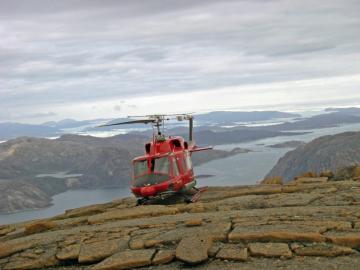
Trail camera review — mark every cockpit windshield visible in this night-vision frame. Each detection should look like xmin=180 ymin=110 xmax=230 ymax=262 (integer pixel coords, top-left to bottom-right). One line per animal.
xmin=133 ymin=156 xmax=170 ymax=187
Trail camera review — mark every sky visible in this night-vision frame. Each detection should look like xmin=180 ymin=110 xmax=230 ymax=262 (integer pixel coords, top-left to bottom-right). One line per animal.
xmin=1 ymin=0 xmax=360 ymax=123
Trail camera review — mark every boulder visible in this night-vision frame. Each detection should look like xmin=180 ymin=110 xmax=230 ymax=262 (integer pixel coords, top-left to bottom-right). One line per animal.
xmin=4 ymin=248 xmax=59 ymax=270
xmin=185 ymin=218 xmax=203 ymax=226
xmin=91 ymin=249 xmax=155 ymax=270
xmin=261 ymin=176 xmax=283 ymax=185
xmin=229 ymin=224 xmax=326 ymax=243
xmin=78 ymin=238 xmax=128 ymax=263
xmin=176 ymin=234 xmax=213 ymax=264
xmin=320 ymin=171 xmax=334 ymax=179
xmin=88 ymin=205 xmax=179 ymax=224
xmin=147 ymin=221 xmax=230 ymax=245
xmin=248 ymin=243 xmax=292 ymax=258
xmin=326 ymin=233 xmax=360 ymax=248
xmin=0 ymin=226 xmax=15 ymax=236
xmin=290 ymin=177 xmax=328 ymax=185
xmin=0 ymin=241 xmax=33 ymax=259
xmin=56 ymin=244 xmax=80 ymax=261
xmin=24 ymin=221 xmax=56 ymax=235
xmin=297 ymin=172 xmax=318 ymax=178
xmin=216 ymin=246 xmax=248 ymax=261
xmin=152 ymin=250 xmax=175 ymax=265
xmin=293 ymin=243 xmax=355 ymax=257
xmin=65 ymin=204 xmax=106 ymax=218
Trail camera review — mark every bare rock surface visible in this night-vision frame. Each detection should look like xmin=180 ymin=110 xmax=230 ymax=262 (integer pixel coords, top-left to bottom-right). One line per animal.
xmin=293 ymin=243 xmax=355 ymax=257
xmin=2 ymin=179 xmax=360 ymax=269
xmin=216 ymin=245 xmax=248 ymax=261
xmin=175 ymin=233 xmax=212 ymax=264
xmin=248 ymin=243 xmax=292 ymax=258
xmin=91 ymin=249 xmax=155 ymax=270
xmin=152 ymin=250 xmax=175 ymax=265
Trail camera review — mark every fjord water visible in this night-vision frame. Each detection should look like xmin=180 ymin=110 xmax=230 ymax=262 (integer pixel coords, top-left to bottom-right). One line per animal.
xmin=196 ymin=122 xmax=360 ymax=186
xmin=0 ymin=188 xmax=132 ymax=225
xmin=2 ymin=122 xmax=360 ymax=225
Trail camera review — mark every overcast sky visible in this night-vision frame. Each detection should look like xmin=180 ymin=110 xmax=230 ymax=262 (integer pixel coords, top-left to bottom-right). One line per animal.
xmin=1 ymin=0 xmax=360 ymax=123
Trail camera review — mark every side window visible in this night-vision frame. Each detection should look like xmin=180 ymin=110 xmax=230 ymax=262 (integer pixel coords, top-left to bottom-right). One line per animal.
xmin=173 ymin=158 xmax=180 ymax=176
xmin=153 ymin=157 xmax=169 ymax=174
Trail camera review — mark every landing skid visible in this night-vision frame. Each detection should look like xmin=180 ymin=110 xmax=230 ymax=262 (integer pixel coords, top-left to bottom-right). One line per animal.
xmin=185 ymin=186 xmax=207 ymax=203
xmin=136 ymin=186 xmax=207 ymax=206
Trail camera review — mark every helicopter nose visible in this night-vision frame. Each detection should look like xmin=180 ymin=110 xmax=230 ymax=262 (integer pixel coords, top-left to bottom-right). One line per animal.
xmin=141 ymin=186 xmax=156 ymax=197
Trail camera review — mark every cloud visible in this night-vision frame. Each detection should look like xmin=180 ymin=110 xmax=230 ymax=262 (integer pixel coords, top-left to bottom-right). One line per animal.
xmin=113 ymin=105 xmax=122 ymax=112
xmin=0 ymin=0 xmax=360 ymax=122
xmin=29 ymin=112 xmax=57 ymax=118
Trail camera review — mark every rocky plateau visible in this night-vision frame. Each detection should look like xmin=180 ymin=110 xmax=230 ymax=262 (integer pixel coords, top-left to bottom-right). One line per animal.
xmin=1 ymin=177 xmax=360 ymax=269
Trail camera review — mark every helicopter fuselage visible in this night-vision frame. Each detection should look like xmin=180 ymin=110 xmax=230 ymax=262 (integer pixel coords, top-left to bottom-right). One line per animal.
xmin=131 ymin=136 xmax=196 ymax=198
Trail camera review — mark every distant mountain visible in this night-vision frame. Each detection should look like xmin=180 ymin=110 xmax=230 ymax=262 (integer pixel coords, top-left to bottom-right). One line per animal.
xmin=266 ymin=131 xmax=360 ymax=182
xmin=0 ymin=136 xmax=133 ymax=187
xmin=325 ymin=107 xmax=360 ymax=116
xmin=194 ymin=111 xmax=300 ymax=124
xmin=0 ymin=122 xmax=60 ymax=140
xmin=264 ymin=112 xmax=360 ymax=131
xmin=43 ymin=118 xmax=108 ymax=129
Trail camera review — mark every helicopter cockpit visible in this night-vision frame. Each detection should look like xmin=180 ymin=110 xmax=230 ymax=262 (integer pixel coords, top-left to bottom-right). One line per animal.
xmin=133 ymin=155 xmax=175 ymax=187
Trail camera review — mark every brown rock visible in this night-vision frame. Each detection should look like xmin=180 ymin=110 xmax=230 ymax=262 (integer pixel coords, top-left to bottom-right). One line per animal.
xmin=147 ymin=221 xmax=230 ymax=245
xmin=152 ymin=250 xmax=175 ymax=265
xmin=144 ymin=239 xmax=163 ymax=248
xmin=216 ymin=246 xmax=248 ymax=261
xmin=261 ymin=176 xmax=283 ymax=185
xmin=176 ymin=234 xmax=213 ymax=264
xmin=56 ymin=244 xmax=80 ymax=261
xmin=0 ymin=241 xmax=33 ymax=259
xmin=33 ymin=249 xmax=44 ymax=255
xmin=297 ymin=171 xmax=318 ymax=178
xmin=320 ymin=171 xmax=334 ymax=179
xmin=248 ymin=243 xmax=292 ymax=258
xmin=294 ymin=244 xmax=355 ymax=257
xmin=91 ymin=249 xmax=155 ymax=270
xmin=0 ymin=226 xmax=15 ymax=236
xmin=78 ymin=238 xmax=128 ymax=263
xmin=4 ymin=248 xmax=59 ymax=270
xmin=354 ymin=166 xmax=360 ymax=178
xmin=65 ymin=204 xmax=106 ymax=218
xmin=208 ymin=245 xmax=220 ymax=257
xmin=290 ymin=243 xmax=303 ymax=251
xmin=290 ymin=177 xmax=328 ymax=185
xmin=185 ymin=218 xmax=203 ymax=226
xmin=24 ymin=221 xmax=56 ymax=235
xmin=229 ymin=224 xmax=326 ymax=243
xmin=129 ymin=239 xmax=145 ymax=250
xmin=326 ymin=233 xmax=360 ymax=248
xmin=88 ymin=205 xmax=178 ymax=224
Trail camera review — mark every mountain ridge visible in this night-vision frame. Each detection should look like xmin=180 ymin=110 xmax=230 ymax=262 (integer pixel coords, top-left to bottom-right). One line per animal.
xmin=266 ymin=131 xmax=360 ymax=181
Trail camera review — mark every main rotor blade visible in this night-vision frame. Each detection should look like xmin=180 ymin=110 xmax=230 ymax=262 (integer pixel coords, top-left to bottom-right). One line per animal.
xmin=98 ymin=119 xmax=155 ymax=127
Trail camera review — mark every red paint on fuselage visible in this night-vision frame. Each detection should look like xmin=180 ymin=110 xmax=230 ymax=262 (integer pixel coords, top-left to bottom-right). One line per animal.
xmin=130 ymin=136 xmax=195 ymax=198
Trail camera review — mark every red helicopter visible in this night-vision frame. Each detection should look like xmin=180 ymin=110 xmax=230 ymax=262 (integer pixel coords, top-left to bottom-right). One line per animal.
xmin=100 ymin=114 xmax=212 ymax=205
